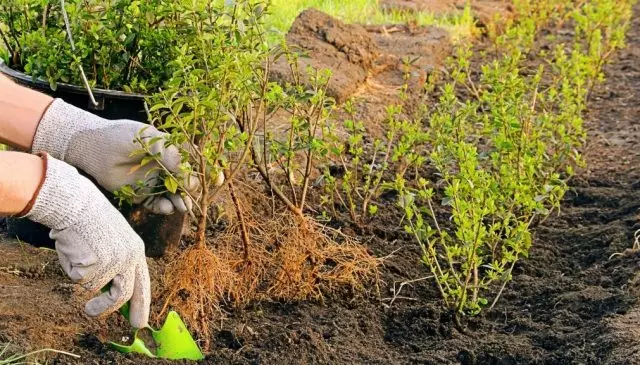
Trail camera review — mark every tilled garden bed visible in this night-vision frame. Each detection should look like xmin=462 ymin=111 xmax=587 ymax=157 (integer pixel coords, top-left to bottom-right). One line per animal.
xmin=1 ymin=2 xmax=640 ymax=364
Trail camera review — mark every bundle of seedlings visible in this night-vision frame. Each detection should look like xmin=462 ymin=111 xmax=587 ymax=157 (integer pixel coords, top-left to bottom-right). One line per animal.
xmin=393 ymin=0 xmax=634 ymax=322
xmin=312 ymin=0 xmax=634 ymax=324
xmin=117 ymin=0 xmax=379 ymax=349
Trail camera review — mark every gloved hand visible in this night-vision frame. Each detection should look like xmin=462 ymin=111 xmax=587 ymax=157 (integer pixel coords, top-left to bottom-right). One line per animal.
xmin=31 ymin=98 xmax=198 ymax=215
xmin=22 ymin=153 xmax=151 ymax=328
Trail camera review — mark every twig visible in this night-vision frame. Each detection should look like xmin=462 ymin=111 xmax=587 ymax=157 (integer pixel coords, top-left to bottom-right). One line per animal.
xmin=60 ymin=0 xmax=98 ymax=107
xmin=227 ymin=177 xmax=251 ymax=261
xmin=488 ymin=254 xmax=518 ymax=312
xmin=299 ymin=77 xmax=330 ymax=211
xmin=405 ymin=216 xmax=451 ymax=303
xmin=0 ymin=28 xmax=14 ymax=57
xmin=253 ymin=158 xmax=303 ymax=218
xmin=0 ymin=345 xmax=81 ymax=362
xmin=608 ymin=229 xmax=640 ymax=260
xmin=382 ymin=276 xmax=434 ymax=307
xmin=377 ymin=244 xmax=402 ymax=262
xmin=285 ymin=116 xmax=299 ymax=207
xmin=41 ymin=4 xmax=50 ymax=33
xmin=195 ymin=123 xmax=210 ymax=249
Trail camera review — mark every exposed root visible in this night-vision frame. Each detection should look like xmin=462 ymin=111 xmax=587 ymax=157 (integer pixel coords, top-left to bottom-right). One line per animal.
xmin=265 ymin=214 xmax=379 ymax=301
xmin=608 ymin=229 xmax=640 ymax=260
xmin=158 ymin=244 xmax=242 ymax=350
xmin=159 ymin=188 xmax=379 ymax=351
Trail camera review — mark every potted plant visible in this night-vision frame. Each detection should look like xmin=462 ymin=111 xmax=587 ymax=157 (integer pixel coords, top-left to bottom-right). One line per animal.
xmin=0 ymin=0 xmax=185 ymax=256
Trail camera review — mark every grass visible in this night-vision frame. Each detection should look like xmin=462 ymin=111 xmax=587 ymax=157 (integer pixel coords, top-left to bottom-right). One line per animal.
xmin=0 ymin=343 xmax=80 ymax=364
xmin=265 ymin=0 xmax=478 ymax=42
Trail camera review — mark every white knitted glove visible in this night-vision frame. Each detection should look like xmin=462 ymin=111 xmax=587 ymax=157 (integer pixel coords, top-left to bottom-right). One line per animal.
xmin=22 ymin=154 xmax=151 ymax=328
xmin=31 ymin=98 xmax=198 ymax=215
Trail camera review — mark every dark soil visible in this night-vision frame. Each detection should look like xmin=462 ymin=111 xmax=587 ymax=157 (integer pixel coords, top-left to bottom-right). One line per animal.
xmin=2 ymin=4 xmax=640 ymax=365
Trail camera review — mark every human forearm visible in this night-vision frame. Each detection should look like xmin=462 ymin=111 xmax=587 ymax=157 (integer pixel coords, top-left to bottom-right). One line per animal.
xmin=0 ymin=75 xmax=53 ymax=150
xmin=0 ymin=151 xmax=44 ymax=215
xmin=1 ymin=75 xmax=199 ymax=215
xmin=0 ymin=151 xmax=151 ymax=327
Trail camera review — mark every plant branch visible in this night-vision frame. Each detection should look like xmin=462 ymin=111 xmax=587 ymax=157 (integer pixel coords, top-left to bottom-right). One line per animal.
xmin=227 ymin=176 xmax=251 ymax=261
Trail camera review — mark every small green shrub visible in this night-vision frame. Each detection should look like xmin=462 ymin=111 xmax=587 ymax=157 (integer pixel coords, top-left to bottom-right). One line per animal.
xmin=0 ymin=0 xmax=181 ymax=92
xmin=320 ymin=100 xmax=427 ymax=226
xmin=113 ymin=1 xmax=378 ymax=347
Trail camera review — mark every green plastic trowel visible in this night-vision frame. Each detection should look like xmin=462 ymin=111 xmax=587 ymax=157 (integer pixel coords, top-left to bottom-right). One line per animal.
xmin=102 ymin=289 xmax=204 ymax=360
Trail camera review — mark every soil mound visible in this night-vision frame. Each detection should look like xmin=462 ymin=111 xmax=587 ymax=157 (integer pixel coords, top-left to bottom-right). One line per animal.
xmin=270 ymin=9 xmax=380 ymax=103
xmin=366 ymin=24 xmax=451 ymax=89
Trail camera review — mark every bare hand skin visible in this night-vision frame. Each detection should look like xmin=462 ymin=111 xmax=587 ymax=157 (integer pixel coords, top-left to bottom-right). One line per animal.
xmin=0 ymin=74 xmax=53 ymax=151
xmin=0 ymin=151 xmax=44 ymax=215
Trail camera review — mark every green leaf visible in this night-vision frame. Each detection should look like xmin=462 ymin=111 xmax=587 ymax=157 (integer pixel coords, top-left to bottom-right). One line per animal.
xmin=368 ymin=204 xmax=379 ymax=216
xmin=164 ymin=176 xmax=178 ymax=194
xmin=140 ymin=156 xmax=155 ymax=167
xmin=148 ymin=103 xmax=166 ymax=112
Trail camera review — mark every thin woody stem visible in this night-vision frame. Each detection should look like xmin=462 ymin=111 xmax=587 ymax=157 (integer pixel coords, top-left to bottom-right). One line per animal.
xmin=227 ymin=176 xmax=251 ymax=261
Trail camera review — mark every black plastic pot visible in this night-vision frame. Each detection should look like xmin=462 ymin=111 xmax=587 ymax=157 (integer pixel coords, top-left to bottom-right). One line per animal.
xmin=1 ymin=60 xmax=184 ymax=257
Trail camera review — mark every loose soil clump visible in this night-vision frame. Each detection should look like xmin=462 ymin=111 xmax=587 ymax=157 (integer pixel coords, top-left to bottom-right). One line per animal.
xmin=270 ymin=9 xmax=453 ymax=111
xmin=270 ymin=9 xmax=380 ymax=104
xmin=342 ymin=23 xmax=452 ymax=137
xmin=365 ymin=24 xmax=451 ymax=88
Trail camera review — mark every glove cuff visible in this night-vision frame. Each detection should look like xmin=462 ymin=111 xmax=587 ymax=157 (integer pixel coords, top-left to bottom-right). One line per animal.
xmin=16 ymin=153 xmax=47 ymax=217
xmin=21 ymin=153 xmax=91 ymax=230
xmin=31 ymin=99 xmax=105 ymax=160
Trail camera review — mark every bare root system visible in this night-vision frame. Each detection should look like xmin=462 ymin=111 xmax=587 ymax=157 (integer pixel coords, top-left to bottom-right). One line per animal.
xmin=158 ymin=186 xmax=379 ymax=349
